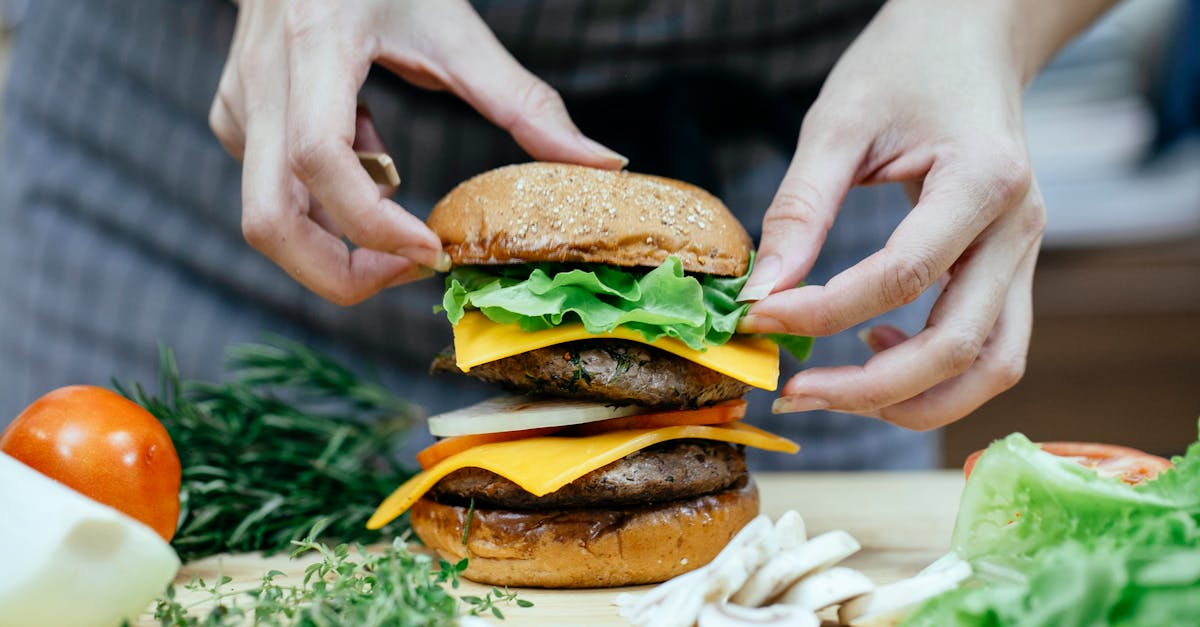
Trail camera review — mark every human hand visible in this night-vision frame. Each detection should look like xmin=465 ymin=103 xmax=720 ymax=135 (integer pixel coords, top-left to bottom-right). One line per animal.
xmin=736 ymin=0 xmax=1108 ymax=429
xmin=209 ymin=0 xmax=626 ymax=305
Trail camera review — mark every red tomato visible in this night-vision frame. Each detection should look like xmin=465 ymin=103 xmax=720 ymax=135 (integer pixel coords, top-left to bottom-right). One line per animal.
xmin=1 ymin=385 xmax=182 ymax=541
xmin=963 ymin=441 xmax=1172 ymax=486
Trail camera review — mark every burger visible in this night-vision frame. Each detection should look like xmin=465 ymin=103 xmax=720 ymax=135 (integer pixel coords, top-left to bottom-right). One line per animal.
xmin=367 ymin=162 xmax=806 ymax=588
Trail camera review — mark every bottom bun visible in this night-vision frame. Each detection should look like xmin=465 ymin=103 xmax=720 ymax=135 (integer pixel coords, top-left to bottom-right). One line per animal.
xmin=411 ymin=479 xmax=759 ymax=588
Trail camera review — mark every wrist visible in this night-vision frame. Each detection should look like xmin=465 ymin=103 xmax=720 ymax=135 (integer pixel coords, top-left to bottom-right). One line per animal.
xmin=990 ymin=0 xmax=1120 ymax=85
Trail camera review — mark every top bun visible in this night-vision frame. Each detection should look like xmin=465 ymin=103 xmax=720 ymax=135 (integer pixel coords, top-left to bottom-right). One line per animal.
xmin=427 ymin=162 xmax=753 ymax=276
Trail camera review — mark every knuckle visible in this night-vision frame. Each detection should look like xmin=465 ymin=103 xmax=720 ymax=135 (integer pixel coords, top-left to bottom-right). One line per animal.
xmin=288 ymin=134 xmax=338 ymax=182
xmin=855 ymin=384 xmax=899 ymax=414
xmin=766 ymin=182 xmax=828 ymax=227
xmin=1017 ymin=198 xmax=1047 ymax=240
xmin=283 ymin=2 xmax=322 ymax=44
xmin=207 ymin=100 xmax=225 ymax=136
xmin=342 ymin=216 xmax=395 ymax=252
xmin=989 ymin=353 xmax=1027 ymax=392
xmin=937 ymin=329 xmax=985 ymax=376
xmin=208 ymin=92 xmax=240 ymax=138
xmin=516 ymin=79 xmax=566 ymax=122
xmin=882 ymin=253 xmax=938 ymax=306
xmin=981 ymin=143 xmax=1032 ymax=206
xmin=240 ymin=211 xmax=275 ymax=251
xmin=806 ymin=301 xmax=845 ymax=337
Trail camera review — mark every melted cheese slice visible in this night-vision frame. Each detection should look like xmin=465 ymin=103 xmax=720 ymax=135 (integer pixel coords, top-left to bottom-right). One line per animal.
xmin=452 ymin=311 xmax=779 ymax=391
xmin=367 ymin=422 xmax=799 ymax=529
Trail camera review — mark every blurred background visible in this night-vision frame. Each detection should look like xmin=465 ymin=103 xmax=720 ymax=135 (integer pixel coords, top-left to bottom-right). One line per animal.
xmin=0 ymin=1 xmax=1196 ymax=465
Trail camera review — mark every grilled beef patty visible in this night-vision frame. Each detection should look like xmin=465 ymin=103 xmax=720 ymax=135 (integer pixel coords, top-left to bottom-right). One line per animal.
xmin=428 ymin=440 xmax=747 ymax=510
xmin=431 ymin=340 xmax=751 ymax=408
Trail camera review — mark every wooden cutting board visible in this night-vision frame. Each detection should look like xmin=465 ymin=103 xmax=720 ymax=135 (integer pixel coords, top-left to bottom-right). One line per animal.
xmin=141 ymin=471 xmax=965 ymax=625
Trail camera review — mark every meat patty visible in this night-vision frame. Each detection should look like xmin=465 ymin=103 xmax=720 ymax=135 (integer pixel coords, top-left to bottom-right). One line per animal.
xmin=431 ymin=340 xmax=751 ymax=408
xmin=428 ymin=439 xmax=747 ymax=509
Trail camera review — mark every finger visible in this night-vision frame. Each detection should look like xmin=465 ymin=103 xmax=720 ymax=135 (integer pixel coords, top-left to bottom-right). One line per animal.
xmin=735 ymin=119 xmax=864 ymax=303
xmin=741 ymin=158 xmax=1025 ymax=337
xmin=284 ymin=17 xmax=447 ymax=270
xmin=243 ymin=115 xmax=431 ymax=304
xmin=874 ymin=243 xmax=1037 ymax=429
xmin=406 ymin=7 xmax=626 ymax=169
xmin=770 ymin=204 xmax=1040 ymax=424
xmin=859 ymin=324 xmax=909 ymax=354
xmin=209 ymin=91 xmax=246 ymax=160
xmin=209 ymin=7 xmax=249 ymax=160
xmin=353 ymin=103 xmax=400 ymax=198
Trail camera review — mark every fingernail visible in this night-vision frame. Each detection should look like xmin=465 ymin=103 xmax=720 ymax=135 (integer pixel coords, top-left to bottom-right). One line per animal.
xmin=394 ymin=248 xmax=452 ymax=273
xmin=416 ymin=265 xmax=438 ymax=280
xmin=772 ymin=395 xmax=830 ymax=414
xmin=736 ymin=313 xmax=784 ymax=334
xmin=736 ymin=254 xmax=780 ymax=302
xmin=580 ymin=136 xmax=628 ymax=169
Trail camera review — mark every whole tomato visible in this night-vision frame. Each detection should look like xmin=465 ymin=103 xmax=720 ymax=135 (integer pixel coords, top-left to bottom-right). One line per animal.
xmin=1 ymin=385 xmax=181 ymax=541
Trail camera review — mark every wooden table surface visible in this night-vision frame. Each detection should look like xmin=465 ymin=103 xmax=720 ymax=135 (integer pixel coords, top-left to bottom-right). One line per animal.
xmin=144 ymin=471 xmax=965 ymax=626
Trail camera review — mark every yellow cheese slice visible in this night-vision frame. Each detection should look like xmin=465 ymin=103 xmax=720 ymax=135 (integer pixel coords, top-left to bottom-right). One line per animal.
xmin=452 ymin=311 xmax=779 ymax=391
xmin=367 ymin=422 xmax=799 ymax=529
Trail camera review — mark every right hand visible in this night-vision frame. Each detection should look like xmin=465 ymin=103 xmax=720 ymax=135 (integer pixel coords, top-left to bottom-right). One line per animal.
xmin=209 ymin=0 xmax=627 ymax=305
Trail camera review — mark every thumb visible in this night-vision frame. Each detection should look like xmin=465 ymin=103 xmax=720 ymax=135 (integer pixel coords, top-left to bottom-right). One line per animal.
xmin=427 ymin=11 xmax=626 ymax=169
xmin=736 ymin=128 xmax=862 ymax=302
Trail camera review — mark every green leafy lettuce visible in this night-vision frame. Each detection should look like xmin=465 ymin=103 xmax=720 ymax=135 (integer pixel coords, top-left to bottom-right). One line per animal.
xmin=904 ymin=425 xmax=1200 ymax=626
xmin=439 ymin=256 xmax=812 ymax=361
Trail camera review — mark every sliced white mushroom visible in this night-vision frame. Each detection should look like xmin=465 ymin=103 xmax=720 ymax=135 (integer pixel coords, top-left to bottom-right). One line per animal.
xmin=837 ymin=557 xmax=972 ymax=627
xmin=730 ymin=530 xmax=861 ymax=607
xmin=697 ymin=601 xmax=819 ymax=627
xmin=772 ymin=510 xmax=807 ymax=550
xmin=775 ymin=566 xmax=875 ymax=611
xmin=618 ymin=515 xmax=779 ymax=627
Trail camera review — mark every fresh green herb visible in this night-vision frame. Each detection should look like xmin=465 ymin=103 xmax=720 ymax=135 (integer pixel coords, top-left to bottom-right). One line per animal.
xmin=151 ymin=524 xmax=532 ymax=626
xmin=904 ymin=424 xmax=1200 ymax=626
xmin=118 ymin=338 xmax=420 ymax=562
xmin=438 ymin=255 xmax=813 ymax=360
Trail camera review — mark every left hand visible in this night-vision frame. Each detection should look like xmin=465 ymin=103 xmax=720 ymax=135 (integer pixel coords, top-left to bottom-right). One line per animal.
xmin=736 ymin=0 xmax=1063 ymax=430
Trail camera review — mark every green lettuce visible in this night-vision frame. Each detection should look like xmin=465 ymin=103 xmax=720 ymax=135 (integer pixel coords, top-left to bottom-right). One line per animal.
xmin=439 ymin=256 xmax=812 ymax=361
xmin=904 ymin=424 xmax=1200 ymax=626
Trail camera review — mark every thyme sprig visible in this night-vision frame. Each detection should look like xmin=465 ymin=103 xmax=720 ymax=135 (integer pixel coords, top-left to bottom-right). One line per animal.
xmin=152 ymin=525 xmax=532 ymax=626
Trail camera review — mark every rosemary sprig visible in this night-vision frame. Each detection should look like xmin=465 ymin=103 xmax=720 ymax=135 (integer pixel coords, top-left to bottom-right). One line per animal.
xmin=152 ymin=524 xmax=532 ymax=626
xmin=118 ymin=337 xmax=420 ymax=562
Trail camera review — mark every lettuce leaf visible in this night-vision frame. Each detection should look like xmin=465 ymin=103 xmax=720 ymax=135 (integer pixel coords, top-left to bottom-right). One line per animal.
xmin=904 ymin=423 xmax=1200 ymax=626
xmin=906 ymin=542 xmax=1200 ymax=627
xmin=439 ymin=256 xmax=812 ymax=361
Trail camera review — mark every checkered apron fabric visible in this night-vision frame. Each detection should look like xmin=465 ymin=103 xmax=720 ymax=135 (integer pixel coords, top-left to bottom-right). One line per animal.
xmin=0 ymin=0 xmax=940 ymax=469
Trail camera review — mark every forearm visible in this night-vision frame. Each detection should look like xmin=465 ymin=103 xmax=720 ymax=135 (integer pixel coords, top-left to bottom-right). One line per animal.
xmin=878 ymin=0 xmax=1120 ymax=87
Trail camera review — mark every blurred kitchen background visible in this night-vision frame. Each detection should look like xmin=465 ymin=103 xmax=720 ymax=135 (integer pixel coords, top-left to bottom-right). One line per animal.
xmin=0 ymin=1 xmax=1196 ymax=465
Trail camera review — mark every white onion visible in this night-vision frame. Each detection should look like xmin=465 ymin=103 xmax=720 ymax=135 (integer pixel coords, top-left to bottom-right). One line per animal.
xmin=0 ymin=453 xmax=180 ymax=627
xmin=427 ymin=395 xmax=646 ymax=436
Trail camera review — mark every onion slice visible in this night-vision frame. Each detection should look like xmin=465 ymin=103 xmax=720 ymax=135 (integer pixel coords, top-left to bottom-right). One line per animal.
xmin=427 ymin=395 xmax=646 ymax=437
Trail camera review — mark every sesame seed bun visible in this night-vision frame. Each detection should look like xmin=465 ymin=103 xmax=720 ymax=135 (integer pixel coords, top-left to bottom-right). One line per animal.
xmin=427 ymin=162 xmax=753 ymax=276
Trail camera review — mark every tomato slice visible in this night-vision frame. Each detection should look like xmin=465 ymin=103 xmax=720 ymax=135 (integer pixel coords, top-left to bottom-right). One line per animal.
xmin=565 ymin=399 xmax=747 ymax=436
xmin=963 ymin=441 xmax=1172 ymax=485
xmin=414 ymin=400 xmax=748 ymax=469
